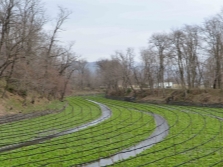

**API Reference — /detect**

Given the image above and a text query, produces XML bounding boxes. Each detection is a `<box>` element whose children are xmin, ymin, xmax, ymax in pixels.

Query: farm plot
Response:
<box><xmin>1</xmin><ymin>96</ymin><xmax>223</xmax><ymax>166</ymax></box>
<box><xmin>0</xmin><ymin>97</ymin><xmax>101</xmax><ymax>148</ymax></box>
<box><xmin>0</xmin><ymin>97</ymin><xmax>155</xmax><ymax>166</ymax></box>
<box><xmin>87</xmin><ymin>98</ymin><xmax>223</xmax><ymax>167</ymax></box>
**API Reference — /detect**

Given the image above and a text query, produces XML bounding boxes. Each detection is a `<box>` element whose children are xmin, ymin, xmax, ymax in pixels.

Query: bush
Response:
<box><xmin>126</xmin><ymin>88</ymin><xmax>132</xmax><ymax>94</ymax></box>
<box><xmin>6</xmin><ymin>86</ymin><xmax>15</xmax><ymax>93</ymax></box>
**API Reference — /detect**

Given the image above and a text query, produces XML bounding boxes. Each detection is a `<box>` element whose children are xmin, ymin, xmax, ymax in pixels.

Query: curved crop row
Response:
<box><xmin>88</xmin><ymin>98</ymin><xmax>223</xmax><ymax>167</ymax></box>
<box><xmin>0</xmin><ymin>97</ymin><xmax>155</xmax><ymax>166</ymax></box>
<box><xmin>2</xmin><ymin>96</ymin><xmax>223</xmax><ymax>166</ymax></box>
<box><xmin>0</xmin><ymin>97</ymin><xmax>101</xmax><ymax>147</ymax></box>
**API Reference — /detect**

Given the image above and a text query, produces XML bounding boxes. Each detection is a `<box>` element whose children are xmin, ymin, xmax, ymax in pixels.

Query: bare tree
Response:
<box><xmin>149</xmin><ymin>33</ymin><xmax>170</xmax><ymax>96</ymax></box>
<box><xmin>0</xmin><ymin>0</ymin><xmax>46</xmax><ymax>97</ymax></box>
<box><xmin>137</xmin><ymin>49</ymin><xmax>157</xmax><ymax>93</ymax></box>
<box><xmin>45</xmin><ymin>7</ymin><xmax>71</xmax><ymax>73</ymax></box>
<box><xmin>182</xmin><ymin>25</ymin><xmax>202</xmax><ymax>88</ymax></box>
<box><xmin>75</xmin><ymin>59</ymin><xmax>88</xmax><ymax>90</ymax></box>
<box><xmin>96</xmin><ymin>58</ymin><xmax>121</xmax><ymax>92</ymax></box>
<box><xmin>170</xmin><ymin>29</ymin><xmax>187</xmax><ymax>92</ymax></box>
<box><xmin>202</xmin><ymin>16</ymin><xmax>223</xmax><ymax>89</ymax></box>
<box><xmin>114</xmin><ymin>48</ymin><xmax>136</xmax><ymax>94</ymax></box>
<box><xmin>0</xmin><ymin>1</ymin><xmax>80</xmax><ymax>100</ymax></box>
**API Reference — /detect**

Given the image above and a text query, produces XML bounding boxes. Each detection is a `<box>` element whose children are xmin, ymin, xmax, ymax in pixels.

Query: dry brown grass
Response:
<box><xmin>0</xmin><ymin>89</ymin><xmax>52</xmax><ymax>116</ymax></box>
<box><xmin>132</xmin><ymin>88</ymin><xmax>223</xmax><ymax>104</ymax></box>
<box><xmin>72</xmin><ymin>89</ymin><xmax>104</xmax><ymax>96</ymax></box>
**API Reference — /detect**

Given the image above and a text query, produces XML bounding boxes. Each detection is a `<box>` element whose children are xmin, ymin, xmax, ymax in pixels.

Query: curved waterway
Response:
<box><xmin>82</xmin><ymin>111</ymin><xmax>169</xmax><ymax>167</ymax></box>
<box><xmin>0</xmin><ymin>100</ymin><xmax>111</xmax><ymax>153</ymax></box>
<box><xmin>0</xmin><ymin>100</ymin><xmax>169</xmax><ymax>167</ymax></box>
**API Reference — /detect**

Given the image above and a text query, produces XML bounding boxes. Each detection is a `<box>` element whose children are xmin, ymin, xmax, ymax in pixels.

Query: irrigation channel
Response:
<box><xmin>0</xmin><ymin>98</ymin><xmax>169</xmax><ymax>166</ymax></box>
<box><xmin>83</xmin><ymin>112</ymin><xmax>169</xmax><ymax>167</ymax></box>
<box><xmin>0</xmin><ymin>101</ymin><xmax>111</xmax><ymax>153</ymax></box>
<box><xmin>1</xmin><ymin>96</ymin><xmax>223</xmax><ymax>166</ymax></box>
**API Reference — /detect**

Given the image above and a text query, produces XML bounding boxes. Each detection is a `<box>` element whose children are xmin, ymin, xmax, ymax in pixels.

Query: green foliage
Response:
<box><xmin>0</xmin><ymin>97</ymin><xmax>155</xmax><ymax>166</ymax></box>
<box><xmin>1</xmin><ymin>97</ymin><xmax>223</xmax><ymax>166</ymax></box>
<box><xmin>109</xmin><ymin>102</ymin><xmax>223</xmax><ymax>166</ymax></box>
<box><xmin>0</xmin><ymin>97</ymin><xmax>101</xmax><ymax>147</ymax></box>
<box><xmin>126</xmin><ymin>88</ymin><xmax>132</xmax><ymax>94</ymax></box>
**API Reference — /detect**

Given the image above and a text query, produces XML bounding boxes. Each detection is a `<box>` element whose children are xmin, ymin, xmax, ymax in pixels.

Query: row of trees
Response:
<box><xmin>1</xmin><ymin>0</ymin><xmax>223</xmax><ymax>100</ymax></box>
<box><xmin>96</xmin><ymin>9</ymin><xmax>223</xmax><ymax>95</ymax></box>
<box><xmin>0</xmin><ymin>0</ymin><xmax>83</xmax><ymax>100</ymax></box>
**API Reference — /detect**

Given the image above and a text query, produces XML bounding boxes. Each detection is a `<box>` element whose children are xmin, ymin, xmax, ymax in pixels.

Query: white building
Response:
<box><xmin>154</xmin><ymin>82</ymin><xmax>173</xmax><ymax>88</ymax></box>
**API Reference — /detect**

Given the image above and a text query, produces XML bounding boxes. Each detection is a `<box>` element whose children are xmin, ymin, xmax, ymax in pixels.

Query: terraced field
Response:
<box><xmin>0</xmin><ymin>96</ymin><xmax>223</xmax><ymax>166</ymax></box>
<box><xmin>94</xmin><ymin>98</ymin><xmax>223</xmax><ymax>167</ymax></box>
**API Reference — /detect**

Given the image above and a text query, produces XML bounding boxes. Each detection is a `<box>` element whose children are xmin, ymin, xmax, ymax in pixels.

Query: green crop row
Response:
<box><xmin>0</xmin><ymin>97</ymin><xmax>101</xmax><ymax>147</ymax></box>
<box><xmin>0</xmin><ymin>97</ymin><xmax>155</xmax><ymax>166</ymax></box>
<box><xmin>2</xmin><ymin>96</ymin><xmax>223</xmax><ymax>166</ymax></box>
<box><xmin>92</xmin><ymin>98</ymin><xmax>223</xmax><ymax>167</ymax></box>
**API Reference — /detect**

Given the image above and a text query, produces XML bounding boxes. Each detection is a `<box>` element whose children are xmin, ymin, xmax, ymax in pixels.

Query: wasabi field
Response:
<box><xmin>0</xmin><ymin>96</ymin><xmax>223</xmax><ymax>166</ymax></box>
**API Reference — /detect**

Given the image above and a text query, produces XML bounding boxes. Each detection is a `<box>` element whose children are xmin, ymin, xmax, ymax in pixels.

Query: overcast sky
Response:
<box><xmin>44</xmin><ymin>0</ymin><xmax>223</xmax><ymax>62</ymax></box>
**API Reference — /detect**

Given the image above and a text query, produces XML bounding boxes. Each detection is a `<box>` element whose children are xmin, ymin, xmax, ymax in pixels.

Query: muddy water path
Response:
<box><xmin>82</xmin><ymin>110</ymin><xmax>169</xmax><ymax>167</ymax></box>
<box><xmin>0</xmin><ymin>100</ymin><xmax>111</xmax><ymax>153</ymax></box>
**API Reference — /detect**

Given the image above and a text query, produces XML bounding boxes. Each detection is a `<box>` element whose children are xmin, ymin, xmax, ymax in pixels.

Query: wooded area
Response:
<box><xmin>96</xmin><ymin>9</ymin><xmax>223</xmax><ymax>96</ymax></box>
<box><xmin>0</xmin><ymin>0</ymin><xmax>86</xmax><ymax>100</ymax></box>
<box><xmin>1</xmin><ymin>0</ymin><xmax>223</xmax><ymax>101</ymax></box>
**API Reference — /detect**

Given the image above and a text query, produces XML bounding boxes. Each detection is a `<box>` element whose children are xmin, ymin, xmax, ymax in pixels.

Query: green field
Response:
<box><xmin>0</xmin><ymin>96</ymin><xmax>223</xmax><ymax>166</ymax></box>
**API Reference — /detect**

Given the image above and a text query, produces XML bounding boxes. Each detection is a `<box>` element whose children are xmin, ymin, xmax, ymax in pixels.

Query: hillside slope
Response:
<box><xmin>108</xmin><ymin>89</ymin><xmax>223</xmax><ymax>107</ymax></box>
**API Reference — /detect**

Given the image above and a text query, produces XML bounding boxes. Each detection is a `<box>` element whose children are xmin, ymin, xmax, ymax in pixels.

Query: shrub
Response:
<box><xmin>126</xmin><ymin>88</ymin><xmax>132</xmax><ymax>94</ymax></box>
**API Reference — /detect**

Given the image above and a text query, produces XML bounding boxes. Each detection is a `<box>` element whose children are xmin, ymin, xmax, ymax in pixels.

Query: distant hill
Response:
<box><xmin>87</xmin><ymin>62</ymin><xmax>97</xmax><ymax>74</ymax></box>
